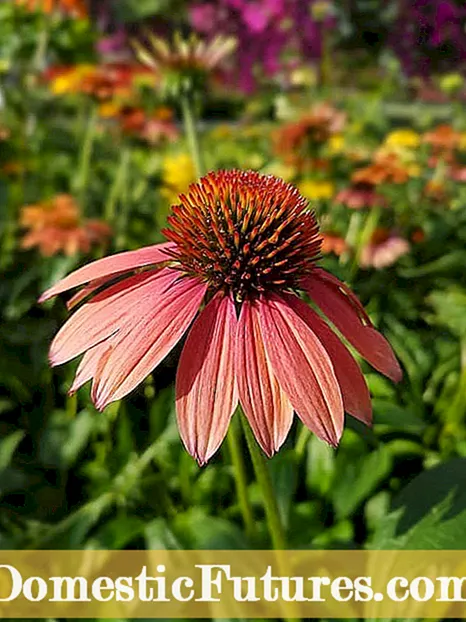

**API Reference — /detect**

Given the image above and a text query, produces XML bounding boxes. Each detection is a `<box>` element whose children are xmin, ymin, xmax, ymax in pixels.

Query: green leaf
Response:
<box><xmin>392</xmin><ymin>458</ymin><xmax>466</xmax><ymax>534</ymax></box>
<box><xmin>268</xmin><ymin>450</ymin><xmax>297</xmax><ymax>527</ymax></box>
<box><xmin>369</xmin><ymin>495</ymin><xmax>466</xmax><ymax>550</ymax></box>
<box><xmin>173</xmin><ymin>510</ymin><xmax>248</xmax><ymax>550</ymax></box>
<box><xmin>331</xmin><ymin>445</ymin><xmax>393</xmax><ymax>519</ymax></box>
<box><xmin>0</xmin><ymin>430</ymin><xmax>24</xmax><ymax>471</ymax></box>
<box><xmin>306</xmin><ymin>435</ymin><xmax>335</xmax><ymax>497</ymax></box>
<box><xmin>372</xmin><ymin>400</ymin><xmax>426</xmax><ymax>433</ymax></box>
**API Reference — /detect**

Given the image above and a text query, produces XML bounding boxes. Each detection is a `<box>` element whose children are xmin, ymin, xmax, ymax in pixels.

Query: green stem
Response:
<box><xmin>75</xmin><ymin>106</ymin><xmax>98</xmax><ymax>212</ymax></box>
<box><xmin>180</xmin><ymin>93</ymin><xmax>205</xmax><ymax>177</ymax></box>
<box><xmin>295</xmin><ymin>425</ymin><xmax>311</xmax><ymax>461</ymax></box>
<box><xmin>104</xmin><ymin>147</ymin><xmax>130</xmax><ymax>225</ymax></box>
<box><xmin>240</xmin><ymin>413</ymin><xmax>287</xmax><ymax>550</ymax></box>
<box><xmin>226</xmin><ymin>417</ymin><xmax>256</xmax><ymax>540</ymax></box>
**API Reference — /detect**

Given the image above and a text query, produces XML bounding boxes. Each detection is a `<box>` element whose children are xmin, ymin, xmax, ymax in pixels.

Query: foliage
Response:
<box><xmin>0</xmin><ymin>5</ymin><xmax>466</xmax><ymax>622</ymax></box>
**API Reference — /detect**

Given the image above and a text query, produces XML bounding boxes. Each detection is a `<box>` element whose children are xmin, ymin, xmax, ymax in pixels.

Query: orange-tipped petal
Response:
<box><xmin>39</xmin><ymin>241</ymin><xmax>175</xmax><ymax>302</ymax></box>
<box><xmin>236</xmin><ymin>299</ymin><xmax>293</xmax><ymax>456</ymax></box>
<box><xmin>282</xmin><ymin>292</ymin><xmax>372</xmax><ymax>425</ymax></box>
<box><xmin>258</xmin><ymin>293</ymin><xmax>344</xmax><ymax>447</ymax></box>
<box><xmin>49</xmin><ymin>269</ymin><xmax>175</xmax><ymax>367</ymax></box>
<box><xmin>176</xmin><ymin>294</ymin><xmax>238</xmax><ymax>465</ymax></box>
<box><xmin>303</xmin><ymin>270</ymin><xmax>402</xmax><ymax>383</ymax></box>
<box><xmin>92</xmin><ymin>274</ymin><xmax>206</xmax><ymax>410</ymax></box>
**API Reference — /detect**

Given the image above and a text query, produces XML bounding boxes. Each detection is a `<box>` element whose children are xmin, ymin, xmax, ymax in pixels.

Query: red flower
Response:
<box><xmin>40</xmin><ymin>171</ymin><xmax>401</xmax><ymax>464</ymax></box>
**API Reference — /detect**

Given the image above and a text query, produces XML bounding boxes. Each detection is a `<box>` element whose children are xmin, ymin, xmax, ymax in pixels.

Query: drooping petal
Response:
<box><xmin>39</xmin><ymin>241</ymin><xmax>175</xmax><ymax>302</ymax></box>
<box><xmin>236</xmin><ymin>299</ymin><xmax>293</xmax><ymax>456</ymax></box>
<box><xmin>50</xmin><ymin>268</ymin><xmax>177</xmax><ymax>367</ymax></box>
<box><xmin>258</xmin><ymin>293</ymin><xmax>344</xmax><ymax>447</ymax></box>
<box><xmin>68</xmin><ymin>341</ymin><xmax>111</xmax><ymax>395</ymax></box>
<box><xmin>176</xmin><ymin>293</ymin><xmax>238</xmax><ymax>465</ymax></box>
<box><xmin>282</xmin><ymin>292</ymin><xmax>372</xmax><ymax>425</ymax></box>
<box><xmin>302</xmin><ymin>269</ymin><xmax>402</xmax><ymax>383</ymax></box>
<box><xmin>92</xmin><ymin>275</ymin><xmax>207</xmax><ymax>410</ymax></box>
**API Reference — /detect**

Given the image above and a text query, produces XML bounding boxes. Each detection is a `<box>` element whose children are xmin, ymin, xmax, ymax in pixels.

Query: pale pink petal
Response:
<box><xmin>302</xmin><ymin>270</ymin><xmax>402</xmax><ymax>383</ymax></box>
<box><xmin>282</xmin><ymin>293</ymin><xmax>372</xmax><ymax>425</ymax></box>
<box><xmin>236</xmin><ymin>299</ymin><xmax>293</xmax><ymax>456</ymax></box>
<box><xmin>50</xmin><ymin>268</ymin><xmax>177</xmax><ymax>367</ymax></box>
<box><xmin>39</xmin><ymin>241</ymin><xmax>175</xmax><ymax>302</ymax></box>
<box><xmin>92</xmin><ymin>276</ymin><xmax>207</xmax><ymax>410</ymax></box>
<box><xmin>176</xmin><ymin>294</ymin><xmax>238</xmax><ymax>465</ymax></box>
<box><xmin>258</xmin><ymin>293</ymin><xmax>344</xmax><ymax>447</ymax></box>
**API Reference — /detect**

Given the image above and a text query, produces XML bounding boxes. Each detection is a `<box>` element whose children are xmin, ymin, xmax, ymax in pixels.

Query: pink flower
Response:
<box><xmin>335</xmin><ymin>184</ymin><xmax>388</xmax><ymax>210</ymax></box>
<box><xmin>360</xmin><ymin>228</ymin><xmax>410</xmax><ymax>269</ymax></box>
<box><xmin>41</xmin><ymin>171</ymin><xmax>401</xmax><ymax>464</ymax></box>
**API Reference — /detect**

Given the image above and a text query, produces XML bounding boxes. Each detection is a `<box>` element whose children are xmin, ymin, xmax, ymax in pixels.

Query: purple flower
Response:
<box><xmin>189</xmin><ymin>0</ymin><xmax>335</xmax><ymax>92</ymax></box>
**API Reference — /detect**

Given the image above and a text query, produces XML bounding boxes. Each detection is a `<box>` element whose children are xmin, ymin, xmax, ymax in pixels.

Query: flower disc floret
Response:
<box><xmin>163</xmin><ymin>170</ymin><xmax>322</xmax><ymax>302</ymax></box>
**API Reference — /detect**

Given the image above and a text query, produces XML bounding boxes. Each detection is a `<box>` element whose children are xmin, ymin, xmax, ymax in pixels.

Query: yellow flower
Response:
<box><xmin>384</xmin><ymin>129</ymin><xmax>421</xmax><ymax>149</ymax></box>
<box><xmin>328</xmin><ymin>134</ymin><xmax>345</xmax><ymax>154</ymax></box>
<box><xmin>299</xmin><ymin>179</ymin><xmax>334</xmax><ymax>201</ymax></box>
<box><xmin>98</xmin><ymin>102</ymin><xmax>121</xmax><ymax>118</ymax></box>
<box><xmin>459</xmin><ymin>132</ymin><xmax>466</xmax><ymax>151</ymax></box>
<box><xmin>161</xmin><ymin>153</ymin><xmax>196</xmax><ymax>204</ymax></box>
<box><xmin>49</xmin><ymin>65</ymin><xmax>95</xmax><ymax>95</ymax></box>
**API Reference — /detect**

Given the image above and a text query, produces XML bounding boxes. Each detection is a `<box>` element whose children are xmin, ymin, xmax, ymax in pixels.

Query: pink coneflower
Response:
<box><xmin>360</xmin><ymin>228</ymin><xmax>410</xmax><ymax>270</ymax></box>
<box><xmin>40</xmin><ymin>171</ymin><xmax>401</xmax><ymax>464</ymax></box>
<box><xmin>335</xmin><ymin>183</ymin><xmax>388</xmax><ymax>210</ymax></box>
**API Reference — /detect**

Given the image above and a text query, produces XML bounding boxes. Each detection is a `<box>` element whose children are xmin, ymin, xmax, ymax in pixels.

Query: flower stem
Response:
<box><xmin>180</xmin><ymin>93</ymin><xmax>205</xmax><ymax>177</ymax></box>
<box><xmin>240</xmin><ymin>413</ymin><xmax>287</xmax><ymax>550</ymax></box>
<box><xmin>226</xmin><ymin>417</ymin><xmax>256</xmax><ymax>540</ymax></box>
<box><xmin>75</xmin><ymin>105</ymin><xmax>98</xmax><ymax>213</ymax></box>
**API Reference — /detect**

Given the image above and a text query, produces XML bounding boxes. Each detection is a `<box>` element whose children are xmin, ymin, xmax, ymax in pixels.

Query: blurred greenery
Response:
<box><xmin>0</xmin><ymin>3</ymin><xmax>466</xmax><ymax>621</ymax></box>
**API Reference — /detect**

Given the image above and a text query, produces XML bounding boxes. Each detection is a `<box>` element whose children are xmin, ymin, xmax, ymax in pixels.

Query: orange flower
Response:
<box><xmin>321</xmin><ymin>232</ymin><xmax>349</xmax><ymax>256</ymax></box>
<box><xmin>423</xmin><ymin>125</ymin><xmax>461</xmax><ymax>152</ymax></box>
<box><xmin>273</xmin><ymin>103</ymin><xmax>346</xmax><ymax>167</ymax></box>
<box><xmin>45</xmin><ymin>64</ymin><xmax>155</xmax><ymax>101</ymax></box>
<box><xmin>15</xmin><ymin>0</ymin><xmax>87</xmax><ymax>18</ymax></box>
<box><xmin>352</xmin><ymin>154</ymin><xmax>409</xmax><ymax>186</ymax></box>
<box><xmin>424</xmin><ymin>179</ymin><xmax>447</xmax><ymax>201</ymax></box>
<box><xmin>103</xmin><ymin>105</ymin><xmax>179</xmax><ymax>145</ymax></box>
<box><xmin>20</xmin><ymin>195</ymin><xmax>111</xmax><ymax>257</ymax></box>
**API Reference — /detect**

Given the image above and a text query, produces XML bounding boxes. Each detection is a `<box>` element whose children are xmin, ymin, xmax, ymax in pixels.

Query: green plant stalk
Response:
<box><xmin>240</xmin><ymin>413</ymin><xmax>287</xmax><ymax>550</ymax></box>
<box><xmin>180</xmin><ymin>93</ymin><xmax>205</xmax><ymax>177</ymax></box>
<box><xmin>294</xmin><ymin>425</ymin><xmax>311</xmax><ymax>462</ymax></box>
<box><xmin>349</xmin><ymin>205</ymin><xmax>382</xmax><ymax>277</ymax></box>
<box><xmin>75</xmin><ymin>105</ymin><xmax>98</xmax><ymax>212</ymax></box>
<box><xmin>241</xmin><ymin>414</ymin><xmax>301</xmax><ymax>622</ymax></box>
<box><xmin>226</xmin><ymin>417</ymin><xmax>256</xmax><ymax>540</ymax></box>
<box><xmin>104</xmin><ymin>147</ymin><xmax>130</xmax><ymax>225</ymax></box>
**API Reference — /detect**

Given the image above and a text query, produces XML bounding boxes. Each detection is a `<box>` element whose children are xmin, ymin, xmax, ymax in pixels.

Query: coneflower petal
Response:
<box><xmin>92</xmin><ymin>274</ymin><xmax>207</xmax><ymax>410</ymax></box>
<box><xmin>68</xmin><ymin>341</ymin><xmax>110</xmax><ymax>395</ymax></box>
<box><xmin>176</xmin><ymin>293</ymin><xmax>238</xmax><ymax>465</ymax></box>
<box><xmin>258</xmin><ymin>293</ymin><xmax>344</xmax><ymax>447</ymax></box>
<box><xmin>50</xmin><ymin>268</ymin><xmax>177</xmax><ymax>367</ymax></box>
<box><xmin>282</xmin><ymin>292</ymin><xmax>372</xmax><ymax>425</ymax></box>
<box><xmin>303</xmin><ymin>269</ymin><xmax>402</xmax><ymax>383</ymax></box>
<box><xmin>39</xmin><ymin>241</ymin><xmax>175</xmax><ymax>302</ymax></box>
<box><xmin>236</xmin><ymin>299</ymin><xmax>293</xmax><ymax>456</ymax></box>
